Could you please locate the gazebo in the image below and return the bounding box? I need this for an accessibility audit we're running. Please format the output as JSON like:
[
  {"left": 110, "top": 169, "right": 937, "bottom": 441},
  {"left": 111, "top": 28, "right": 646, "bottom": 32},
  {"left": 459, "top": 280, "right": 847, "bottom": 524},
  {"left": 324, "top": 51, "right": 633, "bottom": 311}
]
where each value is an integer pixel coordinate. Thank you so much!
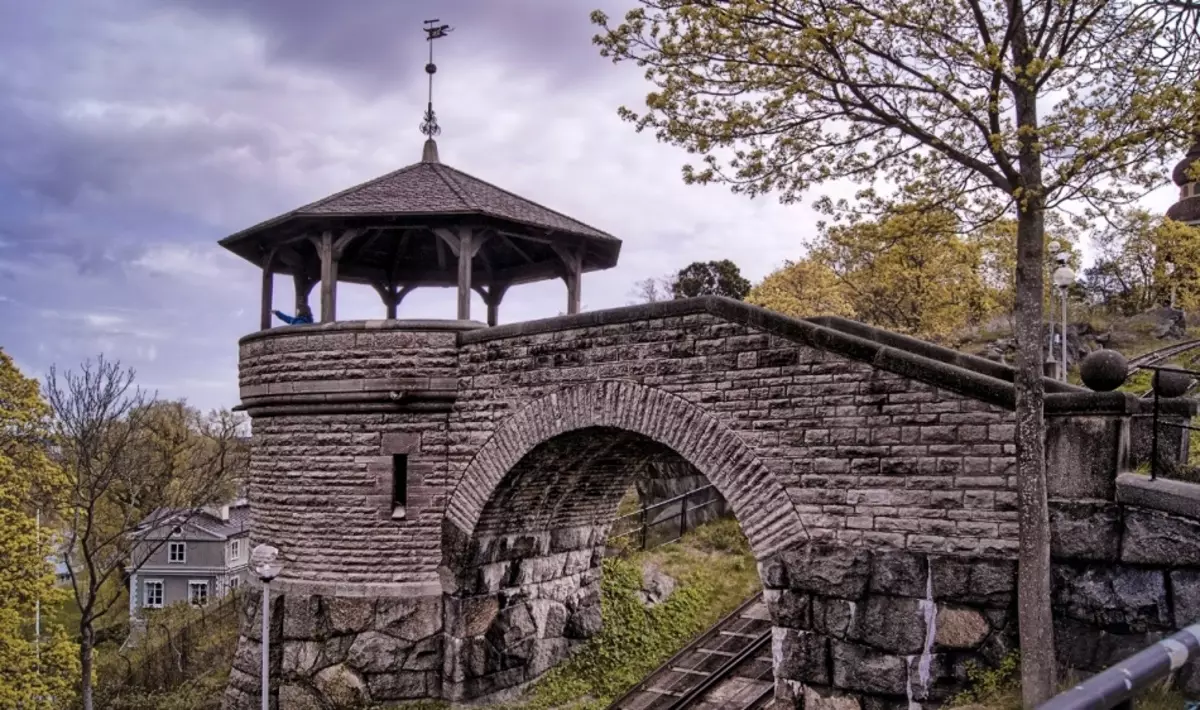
[{"left": 219, "top": 138, "right": 621, "bottom": 329}]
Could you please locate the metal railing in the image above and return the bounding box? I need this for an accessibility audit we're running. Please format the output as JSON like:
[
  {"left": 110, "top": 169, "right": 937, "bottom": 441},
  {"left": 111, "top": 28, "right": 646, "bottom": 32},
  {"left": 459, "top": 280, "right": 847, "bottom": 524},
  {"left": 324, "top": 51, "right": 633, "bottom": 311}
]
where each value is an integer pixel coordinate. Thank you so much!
[
  {"left": 1037, "top": 623, "right": 1200, "bottom": 710},
  {"left": 608, "top": 484, "right": 727, "bottom": 551},
  {"left": 1140, "top": 365, "right": 1200, "bottom": 484}
]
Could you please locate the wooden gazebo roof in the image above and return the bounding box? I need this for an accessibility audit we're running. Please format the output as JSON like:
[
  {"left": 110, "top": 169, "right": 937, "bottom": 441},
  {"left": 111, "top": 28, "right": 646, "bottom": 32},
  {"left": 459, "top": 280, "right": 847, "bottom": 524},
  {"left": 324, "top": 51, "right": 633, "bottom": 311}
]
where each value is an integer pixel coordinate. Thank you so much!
[
  {"left": 218, "top": 142, "right": 622, "bottom": 289},
  {"left": 1167, "top": 137, "right": 1200, "bottom": 225}
]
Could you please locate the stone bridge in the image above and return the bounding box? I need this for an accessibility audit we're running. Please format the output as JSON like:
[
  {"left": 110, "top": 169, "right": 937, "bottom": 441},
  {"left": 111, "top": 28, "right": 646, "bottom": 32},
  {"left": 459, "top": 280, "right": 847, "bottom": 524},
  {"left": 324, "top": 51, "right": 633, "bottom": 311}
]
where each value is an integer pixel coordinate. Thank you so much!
[{"left": 222, "top": 297, "right": 1200, "bottom": 709}]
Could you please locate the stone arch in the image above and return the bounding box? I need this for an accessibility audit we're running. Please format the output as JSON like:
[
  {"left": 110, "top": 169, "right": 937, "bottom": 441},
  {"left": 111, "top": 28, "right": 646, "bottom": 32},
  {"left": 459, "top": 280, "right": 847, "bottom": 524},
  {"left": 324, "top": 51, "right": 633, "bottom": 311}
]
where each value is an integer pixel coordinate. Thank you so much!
[
  {"left": 445, "top": 379, "right": 804, "bottom": 560},
  {"left": 440, "top": 380, "right": 806, "bottom": 700}
]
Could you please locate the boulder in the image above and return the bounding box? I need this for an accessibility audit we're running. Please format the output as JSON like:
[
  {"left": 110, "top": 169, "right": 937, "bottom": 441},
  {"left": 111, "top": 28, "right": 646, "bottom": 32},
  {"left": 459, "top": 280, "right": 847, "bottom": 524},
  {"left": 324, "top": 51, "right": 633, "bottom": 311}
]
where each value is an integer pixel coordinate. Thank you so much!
[
  {"left": 312, "top": 663, "right": 368, "bottom": 708},
  {"left": 638, "top": 563, "right": 676, "bottom": 607}
]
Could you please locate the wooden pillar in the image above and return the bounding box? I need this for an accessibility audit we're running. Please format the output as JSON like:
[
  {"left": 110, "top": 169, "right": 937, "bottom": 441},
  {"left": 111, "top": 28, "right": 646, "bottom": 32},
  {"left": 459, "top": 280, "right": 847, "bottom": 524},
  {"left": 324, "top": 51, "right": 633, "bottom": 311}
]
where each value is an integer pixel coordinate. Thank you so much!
[
  {"left": 259, "top": 268, "right": 274, "bottom": 331},
  {"left": 457, "top": 228, "right": 474, "bottom": 321},
  {"left": 552, "top": 244, "right": 584, "bottom": 315},
  {"left": 374, "top": 283, "right": 418, "bottom": 320},
  {"left": 486, "top": 284, "right": 509, "bottom": 327},
  {"left": 317, "top": 231, "right": 336, "bottom": 323}
]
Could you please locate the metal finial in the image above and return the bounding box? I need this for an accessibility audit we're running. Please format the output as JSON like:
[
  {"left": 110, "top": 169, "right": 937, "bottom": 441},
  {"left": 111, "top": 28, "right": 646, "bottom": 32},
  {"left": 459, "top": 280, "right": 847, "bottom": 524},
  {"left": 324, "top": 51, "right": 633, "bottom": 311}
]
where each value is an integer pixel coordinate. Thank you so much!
[{"left": 420, "top": 19, "right": 452, "bottom": 139}]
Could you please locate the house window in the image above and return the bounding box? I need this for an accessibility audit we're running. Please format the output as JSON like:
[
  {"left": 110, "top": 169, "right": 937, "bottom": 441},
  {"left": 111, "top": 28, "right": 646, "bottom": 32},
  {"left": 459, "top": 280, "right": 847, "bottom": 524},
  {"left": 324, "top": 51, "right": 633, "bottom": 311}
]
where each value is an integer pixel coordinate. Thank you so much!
[
  {"left": 228, "top": 577, "right": 240, "bottom": 591},
  {"left": 392, "top": 454, "right": 408, "bottom": 518},
  {"left": 168, "top": 541, "right": 186, "bottom": 564},
  {"left": 144, "top": 580, "right": 164, "bottom": 609},
  {"left": 229, "top": 539, "right": 240, "bottom": 561},
  {"left": 188, "top": 581, "right": 209, "bottom": 606}
]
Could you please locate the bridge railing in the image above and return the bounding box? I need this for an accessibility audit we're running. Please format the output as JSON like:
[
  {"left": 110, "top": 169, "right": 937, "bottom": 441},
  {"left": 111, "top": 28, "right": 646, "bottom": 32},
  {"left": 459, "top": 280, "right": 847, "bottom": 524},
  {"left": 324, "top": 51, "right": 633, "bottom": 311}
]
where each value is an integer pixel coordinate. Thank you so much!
[
  {"left": 1142, "top": 365, "right": 1200, "bottom": 485},
  {"left": 1037, "top": 623, "right": 1200, "bottom": 710},
  {"left": 608, "top": 484, "right": 727, "bottom": 551}
]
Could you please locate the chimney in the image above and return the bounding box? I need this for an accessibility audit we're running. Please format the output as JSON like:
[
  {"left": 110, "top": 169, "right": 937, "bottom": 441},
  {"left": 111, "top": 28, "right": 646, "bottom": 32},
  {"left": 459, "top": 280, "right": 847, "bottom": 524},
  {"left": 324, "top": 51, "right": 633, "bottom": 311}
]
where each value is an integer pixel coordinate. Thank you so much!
[{"left": 219, "top": 505, "right": 229, "bottom": 522}]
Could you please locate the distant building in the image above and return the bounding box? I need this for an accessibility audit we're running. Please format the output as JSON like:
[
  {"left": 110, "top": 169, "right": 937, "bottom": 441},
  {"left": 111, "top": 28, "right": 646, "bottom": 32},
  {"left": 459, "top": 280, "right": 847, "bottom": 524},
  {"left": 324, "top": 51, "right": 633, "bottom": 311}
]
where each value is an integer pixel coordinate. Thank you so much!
[{"left": 127, "top": 499, "right": 251, "bottom": 618}]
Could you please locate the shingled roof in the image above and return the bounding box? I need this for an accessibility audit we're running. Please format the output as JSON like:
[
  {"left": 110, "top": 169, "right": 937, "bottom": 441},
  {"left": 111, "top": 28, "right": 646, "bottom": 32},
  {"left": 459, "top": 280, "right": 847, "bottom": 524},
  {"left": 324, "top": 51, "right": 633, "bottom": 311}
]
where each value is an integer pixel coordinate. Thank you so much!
[{"left": 220, "top": 145, "right": 618, "bottom": 248}]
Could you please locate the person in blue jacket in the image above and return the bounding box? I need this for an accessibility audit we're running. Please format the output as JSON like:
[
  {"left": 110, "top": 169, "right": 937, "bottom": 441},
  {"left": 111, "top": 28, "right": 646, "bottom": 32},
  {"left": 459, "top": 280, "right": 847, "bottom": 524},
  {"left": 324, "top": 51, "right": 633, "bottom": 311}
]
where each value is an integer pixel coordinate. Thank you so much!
[{"left": 273, "top": 304, "right": 313, "bottom": 325}]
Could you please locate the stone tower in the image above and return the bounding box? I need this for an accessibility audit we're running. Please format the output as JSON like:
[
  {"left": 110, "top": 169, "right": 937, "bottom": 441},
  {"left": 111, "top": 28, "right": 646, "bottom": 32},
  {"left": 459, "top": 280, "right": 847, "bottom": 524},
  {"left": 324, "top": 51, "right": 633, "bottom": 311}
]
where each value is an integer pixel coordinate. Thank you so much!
[{"left": 217, "top": 127, "right": 621, "bottom": 706}]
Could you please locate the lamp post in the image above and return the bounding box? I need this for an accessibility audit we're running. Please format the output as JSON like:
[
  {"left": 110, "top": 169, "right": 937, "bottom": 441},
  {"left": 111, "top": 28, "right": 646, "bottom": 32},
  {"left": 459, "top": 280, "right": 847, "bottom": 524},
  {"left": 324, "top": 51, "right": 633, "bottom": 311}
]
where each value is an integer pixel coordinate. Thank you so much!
[
  {"left": 251, "top": 544, "right": 282, "bottom": 710},
  {"left": 1046, "top": 241, "right": 1063, "bottom": 379},
  {"left": 1052, "top": 253, "right": 1076, "bottom": 381}
]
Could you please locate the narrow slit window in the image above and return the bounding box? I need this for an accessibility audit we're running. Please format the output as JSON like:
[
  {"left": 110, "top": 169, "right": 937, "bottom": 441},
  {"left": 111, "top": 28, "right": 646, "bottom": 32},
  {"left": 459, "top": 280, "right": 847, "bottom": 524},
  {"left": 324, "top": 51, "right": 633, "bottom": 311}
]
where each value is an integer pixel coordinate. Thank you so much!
[{"left": 391, "top": 454, "right": 408, "bottom": 511}]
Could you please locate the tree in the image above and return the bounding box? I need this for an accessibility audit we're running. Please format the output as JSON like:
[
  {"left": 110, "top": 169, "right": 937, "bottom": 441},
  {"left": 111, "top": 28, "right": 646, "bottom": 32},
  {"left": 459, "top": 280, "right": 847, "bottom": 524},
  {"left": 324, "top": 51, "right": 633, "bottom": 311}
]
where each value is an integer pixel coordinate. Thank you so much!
[
  {"left": 813, "top": 205, "right": 999, "bottom": 338},
  {"left": 44, "top": 358, "right": 247, "bottom": 710},
  {"left": 0, "top": 350, "right": 80, "bottom": 708},
  {"left": 746, "top": 258, "right": 855, "bottom": 319},
  {"left": 593, "top": 2, "right": 1197, "bottom": 703},
  {"left": 671, "top": 259, "right": 752, "bottom": 299},
  {"left": 628, "top": 275, "right": 676, "bottom": 304},
  {"left": 1083, "top": 210, "right": 1200, "bottom": 313}
]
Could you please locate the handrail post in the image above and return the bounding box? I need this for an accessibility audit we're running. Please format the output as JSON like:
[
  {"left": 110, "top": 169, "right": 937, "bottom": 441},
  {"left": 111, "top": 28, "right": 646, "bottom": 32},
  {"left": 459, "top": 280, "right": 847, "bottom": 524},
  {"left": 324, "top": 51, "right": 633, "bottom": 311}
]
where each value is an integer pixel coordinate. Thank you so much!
[
  {"left": 680, "top": 492, "right": 689, "bottom": 540},
  {"left": 1151, "top": 381, "right": 1160, "bottom": 481},
  {"left": 640, "top": 497, "right": 648, "bottom": 551}
]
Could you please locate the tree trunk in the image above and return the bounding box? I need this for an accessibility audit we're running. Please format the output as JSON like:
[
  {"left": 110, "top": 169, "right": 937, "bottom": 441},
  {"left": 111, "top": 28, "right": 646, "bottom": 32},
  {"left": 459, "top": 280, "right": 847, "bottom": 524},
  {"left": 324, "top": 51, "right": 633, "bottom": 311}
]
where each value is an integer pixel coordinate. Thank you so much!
[
  {"left": 1009, "top": 1, "right": 1058, "bottom": 705},
  {"left": 80, "top": 625, "right": 94, "bottom": 710}
]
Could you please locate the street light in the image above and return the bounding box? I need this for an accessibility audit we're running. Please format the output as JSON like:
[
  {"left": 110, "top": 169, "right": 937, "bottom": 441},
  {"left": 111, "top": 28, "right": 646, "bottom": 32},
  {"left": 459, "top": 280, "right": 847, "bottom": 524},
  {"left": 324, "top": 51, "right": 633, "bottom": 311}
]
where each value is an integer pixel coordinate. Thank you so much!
[
  {"left": 251, "top": 544, "right": 283, "bottom": 710},
  {"left": 1052, "top": 254, "right": 1076, "bottom": 381}
]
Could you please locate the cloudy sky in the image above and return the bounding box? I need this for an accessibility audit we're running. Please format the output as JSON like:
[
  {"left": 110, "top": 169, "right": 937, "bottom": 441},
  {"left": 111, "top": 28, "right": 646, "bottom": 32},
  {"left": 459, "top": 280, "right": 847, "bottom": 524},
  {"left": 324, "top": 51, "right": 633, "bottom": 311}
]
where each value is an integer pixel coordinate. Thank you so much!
[{"left": 0, "top": 1, "right": 1181, "bottom": 413}]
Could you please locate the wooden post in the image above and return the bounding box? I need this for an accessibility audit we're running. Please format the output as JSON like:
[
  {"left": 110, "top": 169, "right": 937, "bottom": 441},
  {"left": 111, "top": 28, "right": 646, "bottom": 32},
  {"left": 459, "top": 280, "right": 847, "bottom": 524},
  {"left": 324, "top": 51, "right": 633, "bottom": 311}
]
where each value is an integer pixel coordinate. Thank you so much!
[
  {"left": 486, "top": 284, "right": 508, "bottom": 327},
  {"left": 386, "top": 293, "right": 398, "bottom": 320},
  {"left": 551, "top": 243, "right": 584, "bottom": 315},
  {"left": 259, "top": 269, "right": 274, "bottom": 331},
  {"left": 316, "top": 231, "right": 336, "bottom": 323},
  {"left": 293, "top": 272, "right": 315, "bottom": 314},
  {"left": 457, "top": 228, "right": 474, "bottom": 321}
]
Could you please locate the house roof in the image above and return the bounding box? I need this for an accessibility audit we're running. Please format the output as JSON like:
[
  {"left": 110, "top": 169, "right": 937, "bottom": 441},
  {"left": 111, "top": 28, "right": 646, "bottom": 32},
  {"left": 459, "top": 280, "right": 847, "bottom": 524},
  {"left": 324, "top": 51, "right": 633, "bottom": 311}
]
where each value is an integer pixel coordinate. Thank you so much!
[
  {"left": 136, "top": 499, "right": 250, "bottom": 541},
  {"left": 218, "top": 140, "right": 622, "bottom": 288}
]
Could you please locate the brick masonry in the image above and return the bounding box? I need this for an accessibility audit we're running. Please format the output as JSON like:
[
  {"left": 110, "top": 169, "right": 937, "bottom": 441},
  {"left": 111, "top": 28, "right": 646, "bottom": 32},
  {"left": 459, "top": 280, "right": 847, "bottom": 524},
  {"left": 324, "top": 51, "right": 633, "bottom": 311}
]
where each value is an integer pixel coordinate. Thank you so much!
[{"left": 222, "top": 300, "right": 1200, "bottom": 710}]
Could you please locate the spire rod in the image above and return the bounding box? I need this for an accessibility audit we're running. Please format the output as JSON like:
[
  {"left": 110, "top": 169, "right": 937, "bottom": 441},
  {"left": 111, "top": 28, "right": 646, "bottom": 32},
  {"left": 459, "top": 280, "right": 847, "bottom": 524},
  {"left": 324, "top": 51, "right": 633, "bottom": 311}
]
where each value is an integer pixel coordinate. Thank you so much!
[{"left": 420, "top": 19, "right": 452, "bottom": 140}]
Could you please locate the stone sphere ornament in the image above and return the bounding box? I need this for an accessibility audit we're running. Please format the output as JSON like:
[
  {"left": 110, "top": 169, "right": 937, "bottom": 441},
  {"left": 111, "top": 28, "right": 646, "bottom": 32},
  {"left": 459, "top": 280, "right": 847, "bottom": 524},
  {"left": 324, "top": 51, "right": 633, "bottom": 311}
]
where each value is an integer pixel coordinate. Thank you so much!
[
  {"left": 1079, "top": 350, "right": 1129, "bottom": 392},
  {"left": 1152, "top": 369, "right": 1193, "bottom": 398}
]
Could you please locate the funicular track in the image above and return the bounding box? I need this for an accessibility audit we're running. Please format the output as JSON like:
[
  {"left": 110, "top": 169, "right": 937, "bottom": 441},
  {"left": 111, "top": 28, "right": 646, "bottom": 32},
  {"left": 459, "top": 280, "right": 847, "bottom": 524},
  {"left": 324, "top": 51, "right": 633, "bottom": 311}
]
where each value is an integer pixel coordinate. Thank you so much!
[{"left": 607, "top": 592, "right": 775, "bottom": 710}]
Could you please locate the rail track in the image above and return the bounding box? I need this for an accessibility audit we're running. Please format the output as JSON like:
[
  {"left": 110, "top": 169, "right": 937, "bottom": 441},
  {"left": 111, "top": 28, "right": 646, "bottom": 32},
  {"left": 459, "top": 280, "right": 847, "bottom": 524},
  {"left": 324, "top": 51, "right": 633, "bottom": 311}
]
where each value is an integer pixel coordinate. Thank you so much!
[
  {"left": 606, "top": 592, "right": 774, "bottom": 710},
  {"left": 1127, "top": 338, "right": 1200, "bottom": 371}
]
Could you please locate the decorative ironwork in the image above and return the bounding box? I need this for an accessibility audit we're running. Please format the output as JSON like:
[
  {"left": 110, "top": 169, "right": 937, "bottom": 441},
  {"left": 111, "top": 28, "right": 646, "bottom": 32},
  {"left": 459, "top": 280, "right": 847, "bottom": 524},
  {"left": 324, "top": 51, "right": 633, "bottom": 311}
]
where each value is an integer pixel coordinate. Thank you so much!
[{"left": 419, "top": 19, "right": 452, "bottom": 139}]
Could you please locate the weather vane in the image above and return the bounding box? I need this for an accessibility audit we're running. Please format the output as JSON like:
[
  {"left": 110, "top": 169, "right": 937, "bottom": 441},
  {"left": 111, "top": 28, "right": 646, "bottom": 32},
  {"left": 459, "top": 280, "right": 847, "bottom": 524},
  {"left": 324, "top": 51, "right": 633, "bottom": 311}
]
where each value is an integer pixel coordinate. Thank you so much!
[{"left": 421, "top": 19, "right": 453, "bottom": 138}]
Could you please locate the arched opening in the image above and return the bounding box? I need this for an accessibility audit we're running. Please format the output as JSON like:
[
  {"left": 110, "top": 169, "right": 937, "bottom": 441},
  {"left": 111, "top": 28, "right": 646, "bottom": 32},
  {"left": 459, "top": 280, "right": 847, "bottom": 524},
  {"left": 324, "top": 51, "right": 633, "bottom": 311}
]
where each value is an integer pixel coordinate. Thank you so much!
[{"left": 441, "top": 426, "right": 755, "bottom": 701}]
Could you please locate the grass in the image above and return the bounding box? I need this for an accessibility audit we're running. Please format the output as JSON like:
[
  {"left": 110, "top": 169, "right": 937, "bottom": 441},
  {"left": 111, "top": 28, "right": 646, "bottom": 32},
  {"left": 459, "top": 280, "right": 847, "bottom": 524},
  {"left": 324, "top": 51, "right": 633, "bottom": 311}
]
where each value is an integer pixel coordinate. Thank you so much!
[{"left": 947, "top": 653, "right": 1195, "bottom": 710}]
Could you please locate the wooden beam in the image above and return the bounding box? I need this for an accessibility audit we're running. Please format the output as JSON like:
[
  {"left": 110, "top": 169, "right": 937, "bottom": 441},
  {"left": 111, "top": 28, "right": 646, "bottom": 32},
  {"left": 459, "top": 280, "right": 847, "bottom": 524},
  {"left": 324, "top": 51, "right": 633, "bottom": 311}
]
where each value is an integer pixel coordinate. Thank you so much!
[
  {"left": 499, "top": 234, "right": 535, "bottom": 263},
  {"left": 390, "top": 231, "right": 412, "bottom": 281},
  {"left": 432, "top": 227, "right": 461, "bottom": 257},
  {"left": 332, "top": 228, "right": 363, "bottom": 260},
  {"left": 435, "top": 234, "right": 448, "bottom": 270},
  {"left": 293, "top": 271, "right": 315, "bottom": 313},
  {"left": 260, "top": 268, "right": 274, "bottom": 330}
]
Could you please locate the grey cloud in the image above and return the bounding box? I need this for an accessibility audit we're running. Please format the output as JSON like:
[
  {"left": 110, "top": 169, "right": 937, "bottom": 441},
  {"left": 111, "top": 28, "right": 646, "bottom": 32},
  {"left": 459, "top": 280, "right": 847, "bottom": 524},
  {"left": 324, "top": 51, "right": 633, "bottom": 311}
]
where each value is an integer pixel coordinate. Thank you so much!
[{"left": 163, "top": 0, "right": 629, "bottom": 93}]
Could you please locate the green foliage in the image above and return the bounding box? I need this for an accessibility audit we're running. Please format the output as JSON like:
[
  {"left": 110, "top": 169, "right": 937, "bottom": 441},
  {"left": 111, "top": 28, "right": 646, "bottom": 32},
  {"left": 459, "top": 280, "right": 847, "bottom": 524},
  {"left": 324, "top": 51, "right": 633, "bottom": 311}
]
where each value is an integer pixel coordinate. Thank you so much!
[
  {"left": 949, "top": 652, "right": 1022, "bottom": 709},
  {"left": 0, "top": 349, "right": 80, "bottom": 707},
  {"left": 671, "top": 260, "right": 752, "bottom": 301},
  {"left": 495, "top": 519, "right": 760, "bottom": 710}
]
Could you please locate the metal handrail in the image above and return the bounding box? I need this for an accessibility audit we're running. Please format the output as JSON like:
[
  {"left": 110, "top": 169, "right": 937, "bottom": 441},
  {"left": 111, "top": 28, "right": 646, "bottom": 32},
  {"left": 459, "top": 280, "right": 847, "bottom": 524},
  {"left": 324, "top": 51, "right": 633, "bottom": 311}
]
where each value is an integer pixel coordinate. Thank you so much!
[{"left": 1037, "top": 623, "right": 1200, "bottom": 710}]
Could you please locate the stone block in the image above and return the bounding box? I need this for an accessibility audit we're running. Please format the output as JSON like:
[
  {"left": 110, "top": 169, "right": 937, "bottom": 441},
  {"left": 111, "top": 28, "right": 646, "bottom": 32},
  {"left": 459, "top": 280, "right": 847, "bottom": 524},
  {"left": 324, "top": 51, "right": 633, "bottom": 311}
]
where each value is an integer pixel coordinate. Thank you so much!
[
  {"left": 811, "top": 598, "right": 862, "bottom": 641},
  {"left": 528, "top": 599, "right": 569, "bottom": 638},
  {"left": 377, "top": 596, "right": 442, "bottom": 641},
  {"left": 565, "top": 604, "right": 602, "bottom": 639},
  {"left": 327, "top": 597, "right": 374, "bottom": 635},
  {"left": 486, "top": 603, "right": 537, "bottom": 648},
  {"left": 1049, "top": 501, "right": 1121, "bottom": 562},
  {"left": 860, "top": 596, "right": 929, "bottom": 654},
  {"left": 1054, "top": 617, "right": 1165, "bottom": 672},
  {"left": 1170, "top": 570, "right": 1200, "bottom": 627},
  {"left": 869, "top": 550, "right": 928, "bottom": 598},
  {"left": 803, "top": 685, "right": 864, "bottom": 710},
  {"left": 278, "top": 683, "right": 323, "bottom": 710},
  {"left": 930, "top": 555, "right": 1015, "bottom": 608},
  {"left": 380, "top": 432, "right": 421, "bottom": 454},
  {"left": 283, "top": 594, "right": 324, "bottom": 641},
  {"left": 782, "top": 543, "right": 872, "bottom": 599},
  {"left": 1120, "top": 507, "right": 1200, "bottom": 566},
  {"left": 449, "top": 596, "right": 499, "bottom": 639},
  {"left": 773, "top": 627, "right": 830, "bottom": 685},
  {"left": 402, "top": 636, "right": 443, "bottom": 671},
  {"left": 312, "top": 663, "right": 368, "bottom": 708},
  {"left": 934, "top": 607, "right": 990, "bottom": 649},
  {"left": 765, "top": 589, "right": 812, "bottom": 630},
  {"left": 347, "top": 631, "right": 410, "bottom": 674},
  {"left": 830, "top": 640, "right": 909, "bottom": 696},
  {"left": 528, "top": 637, "right": 571, "bottom": 677},
  {"left": 365, "top": 670, "right": 428, "bottom": 701},
  {"left": 281, "top": 640, "right": 322, "bottom": 676},
  {"left": 1052, "top": 565, "right": 1171, "bottom": 632}
]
